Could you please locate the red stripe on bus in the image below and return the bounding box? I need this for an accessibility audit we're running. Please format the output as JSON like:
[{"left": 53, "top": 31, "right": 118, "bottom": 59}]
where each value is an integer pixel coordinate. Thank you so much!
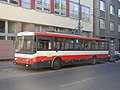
[
  {"left": 15, "top": 54, "right": 108, "bottom": 65},
  {"left": 35, "top": 32, "right": 108, "bottom": 42}
]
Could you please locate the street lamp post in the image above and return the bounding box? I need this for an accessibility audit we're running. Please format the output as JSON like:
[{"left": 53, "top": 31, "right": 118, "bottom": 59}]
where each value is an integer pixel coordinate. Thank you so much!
[{"left": 78, "top": 0, "right": 81, "bottom": 35}]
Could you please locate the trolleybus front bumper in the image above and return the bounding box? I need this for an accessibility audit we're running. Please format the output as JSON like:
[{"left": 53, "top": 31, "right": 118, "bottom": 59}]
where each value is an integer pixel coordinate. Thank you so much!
[{"left": 13, "top": 60, "right": 52, "bottom": 68}]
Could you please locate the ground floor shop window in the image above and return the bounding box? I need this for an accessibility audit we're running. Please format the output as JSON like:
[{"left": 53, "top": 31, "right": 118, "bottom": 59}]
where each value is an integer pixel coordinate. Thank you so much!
[
  {"left": 8, "top": 21, "right": 16, "bottom": 33},
  {"left": 7, "top": 36, "right": 15, "bottom": 40},
  {"left": 21, "top": 23, "right": 29, "bottom": 32},
  {"left": 0, "top": 21, "right": 5, "bottom": 33},
  {"left": 0, "top": 36, "right": 5, "bottom": 40}
]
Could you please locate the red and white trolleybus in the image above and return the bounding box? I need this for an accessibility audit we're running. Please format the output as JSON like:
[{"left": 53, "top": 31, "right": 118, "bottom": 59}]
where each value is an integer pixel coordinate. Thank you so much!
[{"left": 14, "top": 32, "right": 109, "bottom": 69}]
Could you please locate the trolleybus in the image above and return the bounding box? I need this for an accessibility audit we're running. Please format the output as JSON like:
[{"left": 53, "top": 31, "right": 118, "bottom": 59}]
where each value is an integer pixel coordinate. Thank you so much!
[{"left": 14, "top": 32, "right": 109, "bottom": 69}]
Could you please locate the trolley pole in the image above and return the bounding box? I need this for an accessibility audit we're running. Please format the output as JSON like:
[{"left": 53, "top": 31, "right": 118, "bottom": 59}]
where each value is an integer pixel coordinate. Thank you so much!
[{"left": 78, "top": 0, "right": 81, "bottom": 35}]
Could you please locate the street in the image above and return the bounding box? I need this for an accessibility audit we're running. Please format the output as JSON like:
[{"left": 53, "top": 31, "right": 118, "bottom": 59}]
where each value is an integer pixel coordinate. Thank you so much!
[{"left": 0, "top": 61, "right": 120, "bottom": 90}]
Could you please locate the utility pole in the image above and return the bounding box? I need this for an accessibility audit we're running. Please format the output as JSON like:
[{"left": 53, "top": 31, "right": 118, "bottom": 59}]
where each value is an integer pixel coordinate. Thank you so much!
[{"left": 78, "top": 0, "right": 81, "bottom": 35}]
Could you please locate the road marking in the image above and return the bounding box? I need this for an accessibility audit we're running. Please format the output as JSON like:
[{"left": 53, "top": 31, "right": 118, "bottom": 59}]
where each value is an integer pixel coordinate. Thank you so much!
[
  {"left": 1, "top": 69, "right": 12, "bottom": 71},
  {"left": 60, "top": 77, "right": 96, "bottom": 88}
]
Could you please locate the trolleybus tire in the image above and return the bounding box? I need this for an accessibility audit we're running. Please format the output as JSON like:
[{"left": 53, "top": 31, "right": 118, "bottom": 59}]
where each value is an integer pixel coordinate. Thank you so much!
[
  {"left": 52, "top": 58, "right": 62, "bottom": 70},
  {"left": 91, "top": 56, "right": 97, "bottom": 65}
]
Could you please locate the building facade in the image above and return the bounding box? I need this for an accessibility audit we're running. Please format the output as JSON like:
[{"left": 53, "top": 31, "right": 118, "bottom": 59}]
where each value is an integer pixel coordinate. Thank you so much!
[
  {"left": 93, "top": 0, "right": 120, "bottom": 51},
  {"left": 0, "top": 0, "right": 93, "bottom": 42}
]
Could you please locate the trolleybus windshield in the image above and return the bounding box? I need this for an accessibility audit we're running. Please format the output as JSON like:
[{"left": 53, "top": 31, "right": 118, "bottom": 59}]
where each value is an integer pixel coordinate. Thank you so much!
[{"left": 15, "top": 36, "right": 36, "bottom": 54}]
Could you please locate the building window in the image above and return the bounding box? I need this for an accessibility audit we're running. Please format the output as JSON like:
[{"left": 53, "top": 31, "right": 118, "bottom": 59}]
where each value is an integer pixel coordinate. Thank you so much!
[
  {"left": 54, "top": 0, "right": 66, "bottom": 16},
  {"left": 0, "top": 0, "right": 7, "bottom": 2},
  {"left": 35, "top": 24, "right": 47, "bottom": 32},
  {"left": 35, "top": 24, "right": 41, "bottom": 32},
  {"left": 0, "top": 36, "right": 5, "bottom": 40},
  {"left": 10, "top": 0, "right": 19, "bottom": 5},
  {"left": 41, "top": 25, "right": 49, "bottom": 32},
  {"left": 81, "top": 5, "right": 90, "bottom": 22},
  {"left": 0, "top": 21, "right": 5, "bottom": 33},
  {"left": 69, "top": 1, "right": 79, "bottom": 19},
  {"left": 7, "top": 36, "right": 15, "bottom": 40},
  {"left": 0, "top": 0, "right": 19, "bottom": 5},
  {"left": 118, "top": 9, "right": 120, "bottom": 17},
  {"left": 99, "top": 19, "right": 105, "bottom": 29},
  {"left": 100, "top": 0, "right": 105, "bottom": 11},
  {"left": 21, "top": 23, "right": 29, "bottom": 31},
  {"left": 8, "top": 21, "right": 16, "bottom": 33},
  {"left": 22, "top": 0, "right": 31, "bottom": 9},
  {"left": 118, "top": 24, "right": 120, "bottom": 32},
  {"left": 35, "top": 25, "right": 49, "bottom": 32},
  {"left": 110, "top": 5, "right": 115, "bottom": 15},
  {"left": 35, "top": 0, "right": 50, "bottom": 12},
  {"left": 54, "top": 27, "right": 65, "bottom": 33},
  {"left": 110, "top": 22, "right": 115, "bottom": 31}
]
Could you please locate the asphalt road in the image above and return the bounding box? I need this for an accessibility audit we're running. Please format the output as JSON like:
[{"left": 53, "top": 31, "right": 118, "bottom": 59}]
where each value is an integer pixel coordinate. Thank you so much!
[{"left": 0, "top": 61, "right": 120, "bottom": 90}]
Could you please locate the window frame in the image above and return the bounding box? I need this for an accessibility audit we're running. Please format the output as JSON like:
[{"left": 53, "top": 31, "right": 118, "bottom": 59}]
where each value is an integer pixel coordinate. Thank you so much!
[
  {"left": 110, "top": 21, "right": 115, "bottom": 31},
  {"left": 21, "top": 0, "right": 31, "bottom": 9},
  {"left": 100, "top": 0, "right": 105, "bottom": 12},
  {"left": 54, "top": 0, "right": 66, "bottom": 16},
  {"left": 81, "top": 5, "right": 90, "bottom": 22},
  {"left": 35, "top": 0, "right": 50, "bottom": 13},
  {"left": 110, "top": 5, "right": 115, "bottom": 15},
  {"left": 37, "top": 36, "right": 53, "bottom": 51},
  {"left": 69, "top": 1, "right": 79, "bottom": 19},
  {"left": 0, "top": 0, "right": 19, "bottom": 6},
  {"left": 99, "top": 18, "right": 105, "bottom": 29},
  {"left": 0, "top": 20, "right": 5, "bottom": 33},
  {"left": 118, "top": 9, "right": 120, "bottom": 17}
]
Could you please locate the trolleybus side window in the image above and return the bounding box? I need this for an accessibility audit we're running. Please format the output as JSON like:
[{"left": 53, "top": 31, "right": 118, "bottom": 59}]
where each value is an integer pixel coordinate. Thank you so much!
[
  {"left": 37, "top": 36, "right": 52, "bottom": 51},
  {"left": 91, "top": 41, "right": 96, "bottom": 50},
  {"left": 95, "top": 41, "right": 99, "bottom": 50},
  {"left": 84, "top": 40, "right": 91, "bottom": 50},
  {"left": 69, "top": 39, "right": 74, "bottom": 50},
  {"left": 74, "top": 39, "right": 80, "bottom": 50},
  {"left": 54, "top": 37, "right": 65, "bottom": 50},
  {"left": 98, "top": 41, "right": 108, "bottom": 50},
  {"left": 104, "top": 42, "right": 108, "bottom": 50},
  {"left": 80, "top": 40, "right": 85, "bottom": 50},
  {"left": 99, "top": 41, "right": 105, "bottom": 50},
  {"left": 88, "top": 41, "right": 92, "bottom": 50},
  {"left": 64, "top": 38, "right": 74, "bottom": 50},
  {"left": 84, "top": 40, "right": 88, "bottom": 50},
  {"left": 64, "top": 39, "right": 69, "bottom": 50}
]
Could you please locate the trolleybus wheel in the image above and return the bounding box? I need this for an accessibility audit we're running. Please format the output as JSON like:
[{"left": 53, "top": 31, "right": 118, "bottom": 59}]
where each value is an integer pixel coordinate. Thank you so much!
[
  {"left": 52, "top": 58, "right": 62, "bottom": 70},
  {"left": 91, "top": 56, "right": 97, "bottom": 65}
]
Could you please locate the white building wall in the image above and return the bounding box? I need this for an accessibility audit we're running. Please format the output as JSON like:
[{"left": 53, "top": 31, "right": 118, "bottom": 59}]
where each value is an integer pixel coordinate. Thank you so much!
[
  {"left": 0, "top": 3, "right": 77, "bottom": 29},
  {"left": 0, "top": 0, "right": 93, "bottom": 34}
]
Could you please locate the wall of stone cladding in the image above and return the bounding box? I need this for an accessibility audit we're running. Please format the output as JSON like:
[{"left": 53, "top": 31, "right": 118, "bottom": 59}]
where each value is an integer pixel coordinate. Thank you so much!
[{"left": 0, "top": 40, "right": 15, "bottom": 60}]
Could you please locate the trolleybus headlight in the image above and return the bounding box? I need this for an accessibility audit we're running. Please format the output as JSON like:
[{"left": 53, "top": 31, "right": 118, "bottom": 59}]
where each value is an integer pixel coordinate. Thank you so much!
[
  {"left": 15, "top": 58, "right": 17, "bottom": 61},
  {"left": 26, "top": 59, "right": 30, "bottom": 62}
]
